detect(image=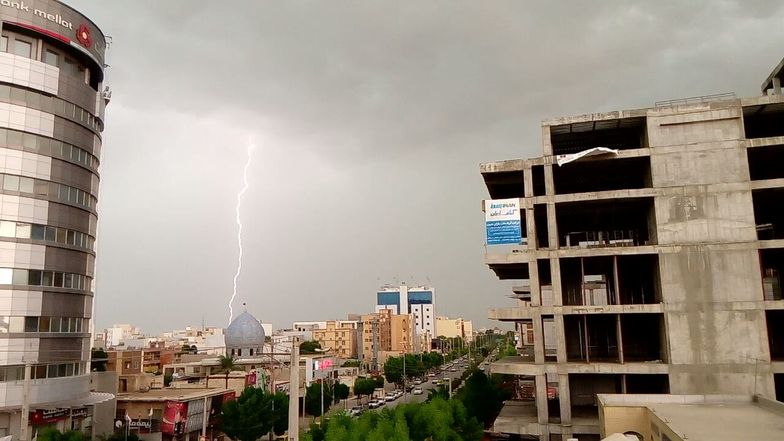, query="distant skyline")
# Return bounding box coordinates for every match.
[64,1,784,333]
